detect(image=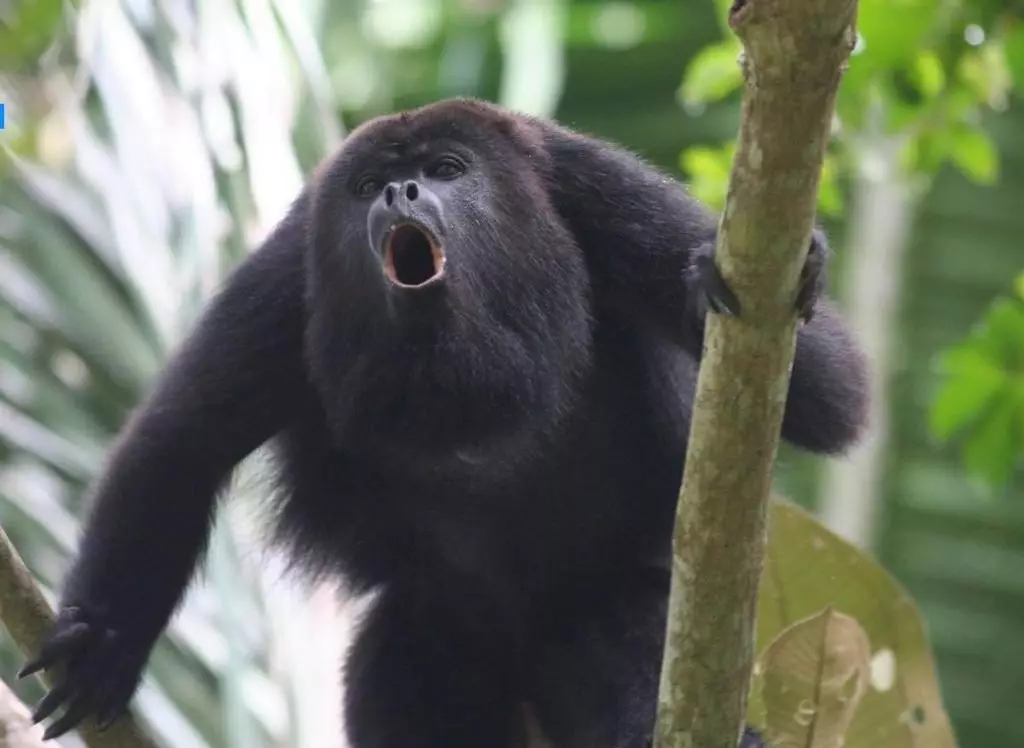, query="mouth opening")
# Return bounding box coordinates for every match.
[384,223,445,288]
